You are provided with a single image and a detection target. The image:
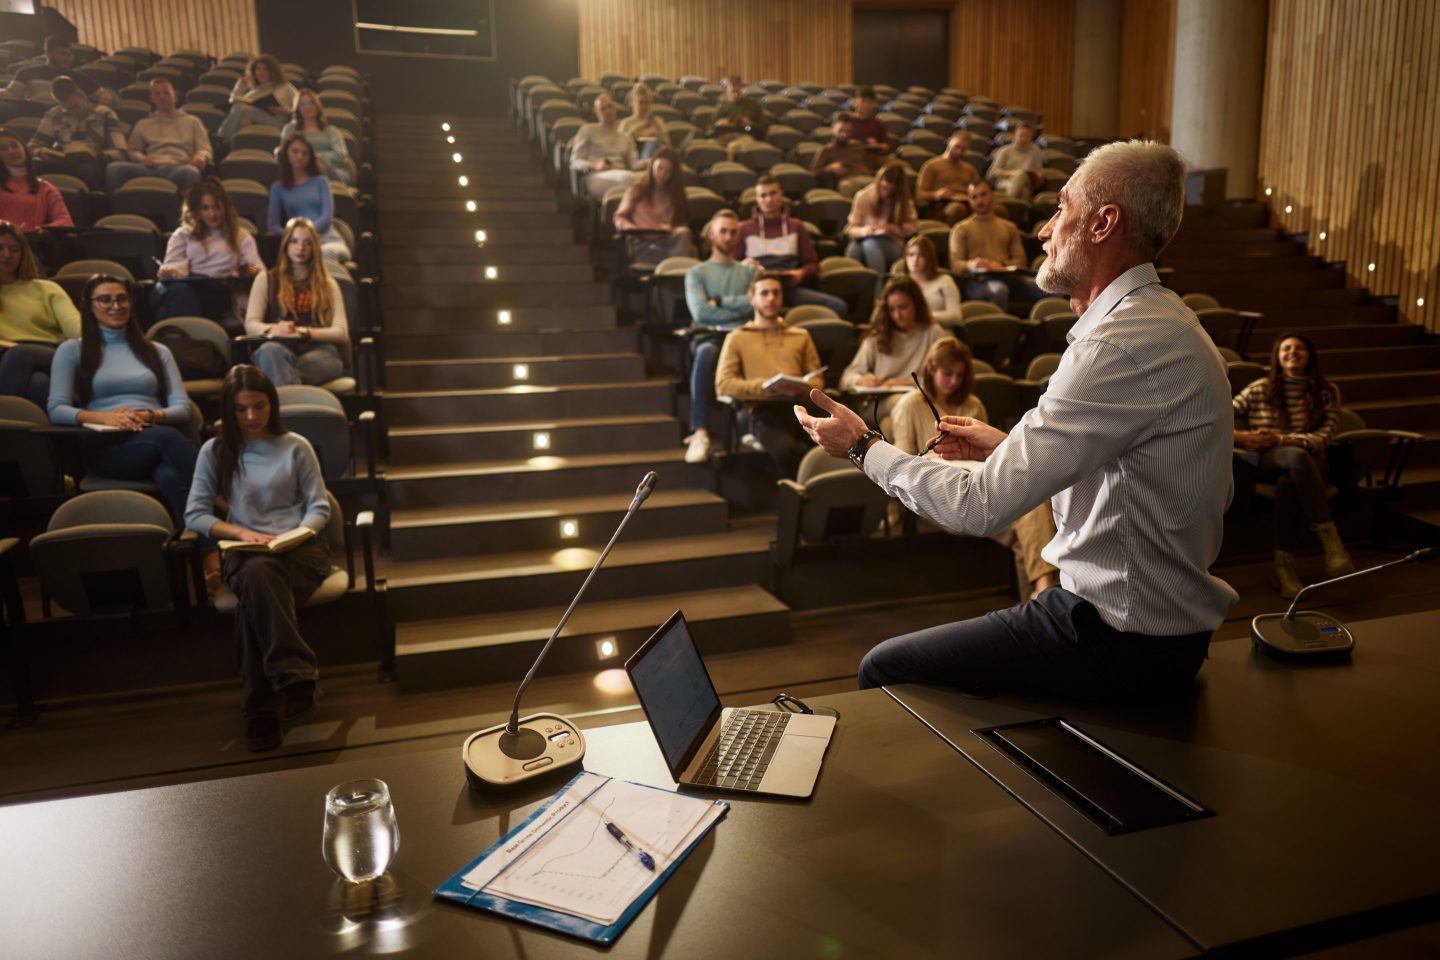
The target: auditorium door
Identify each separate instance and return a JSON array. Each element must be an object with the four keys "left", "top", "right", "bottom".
[{"left": 852, "top": 8, "right": 949, "bottom": 93}]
